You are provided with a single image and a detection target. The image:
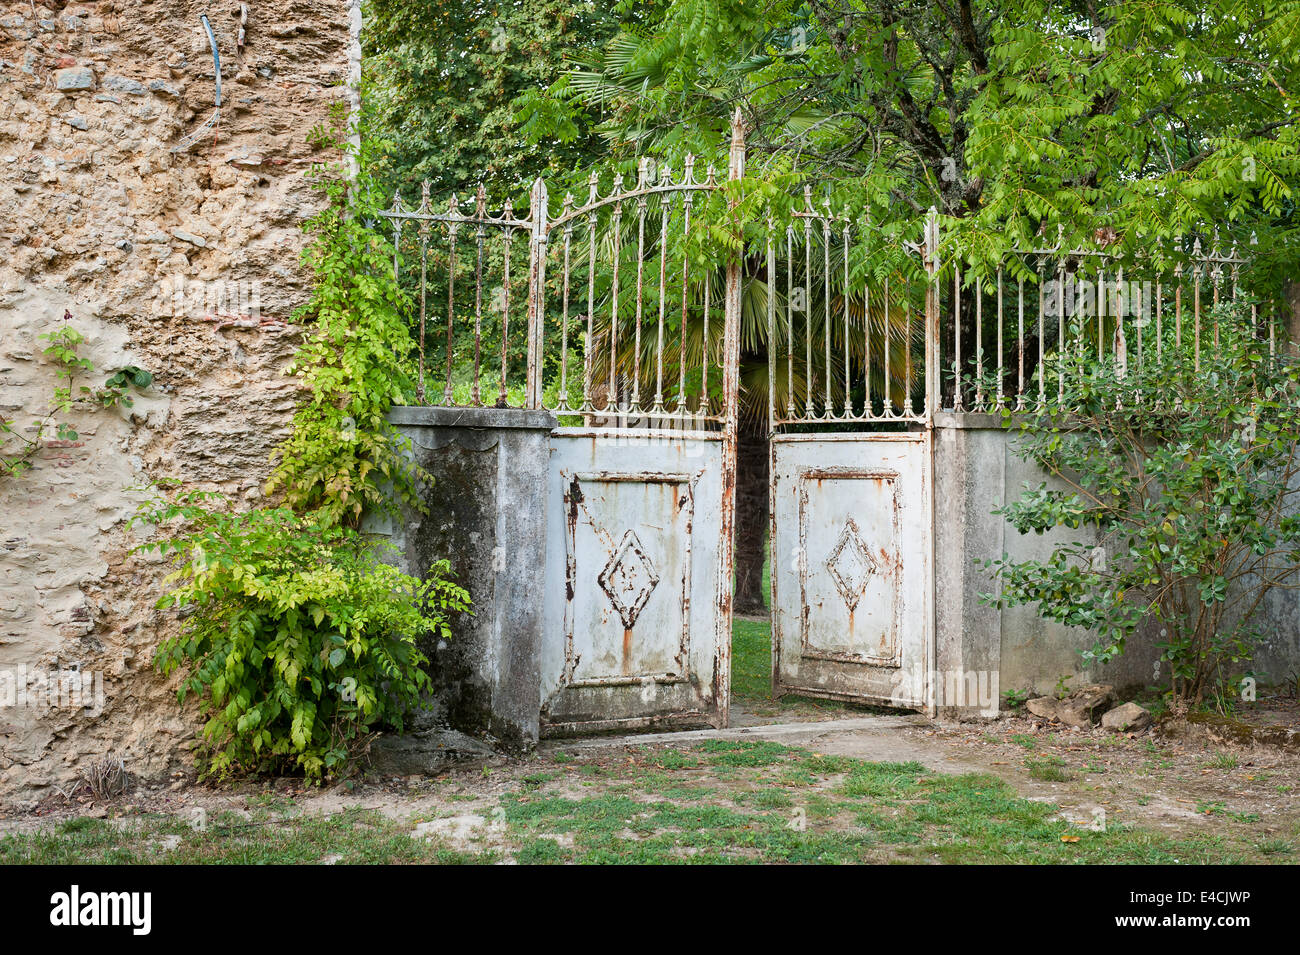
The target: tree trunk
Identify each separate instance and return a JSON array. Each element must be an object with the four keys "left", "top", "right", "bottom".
[
  {"left": 733, "top": 412, "right": 769, "bottom": 615},
  {"left": 1286, "top": 279, "right": 1300, "bottom": 358}
]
